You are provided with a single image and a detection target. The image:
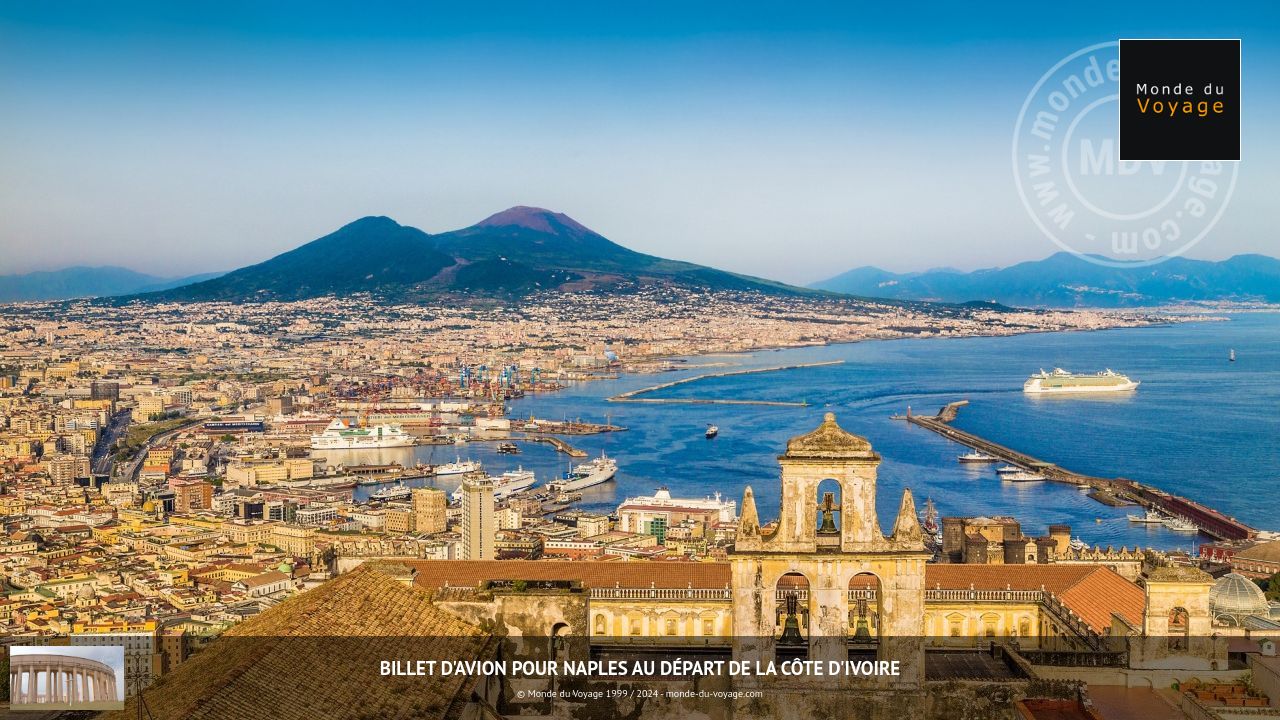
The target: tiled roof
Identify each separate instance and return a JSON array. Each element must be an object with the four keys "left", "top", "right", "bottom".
[
  {"left": 1236, "top": 539, "right": 1280, "bottom": 564},
  {"left": 101, "top": 563, "right": 494, "bottom": 720},
  {"left": 924, "top": 564, "right": 1144, "bottom": 632}
]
